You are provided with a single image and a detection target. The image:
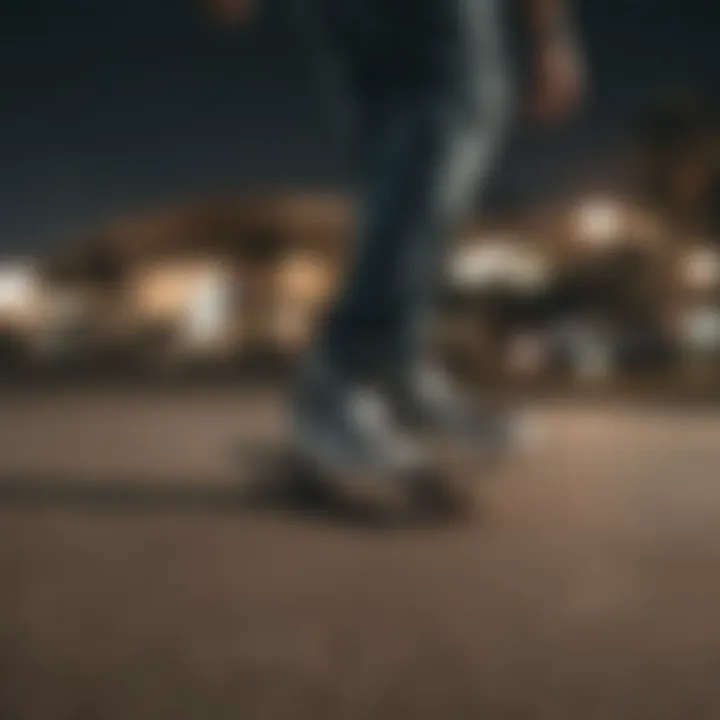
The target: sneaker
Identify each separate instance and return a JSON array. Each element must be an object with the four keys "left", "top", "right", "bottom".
[
  {"left": 290, "top": 352, "right": 432, "bottom": 518},
  {"left": 388, "top": 363, "right": 521, "bottom": 459}
]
